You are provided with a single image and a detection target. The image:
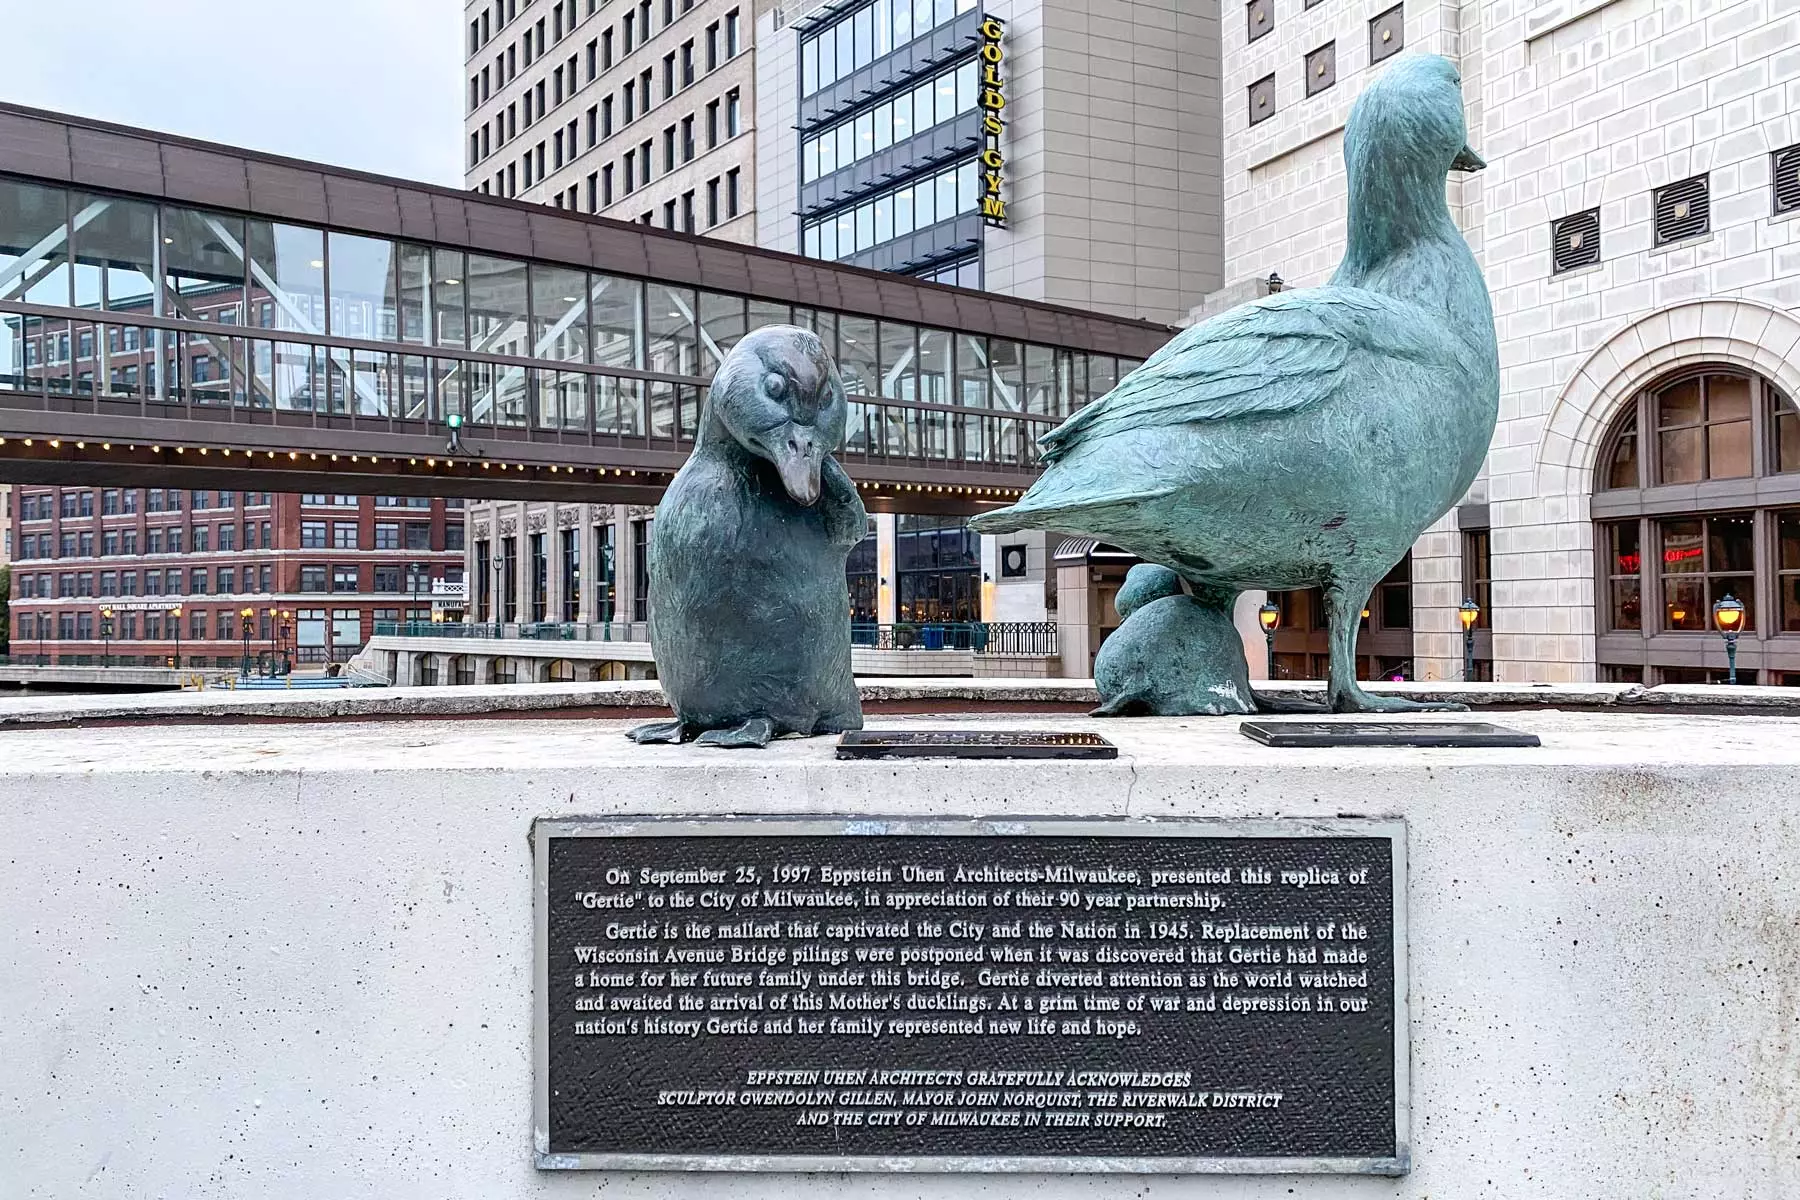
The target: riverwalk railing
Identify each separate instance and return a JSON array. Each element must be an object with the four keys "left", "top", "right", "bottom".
[{"left": 372, "top": 620, "right": 1059, "bottom": 656}]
